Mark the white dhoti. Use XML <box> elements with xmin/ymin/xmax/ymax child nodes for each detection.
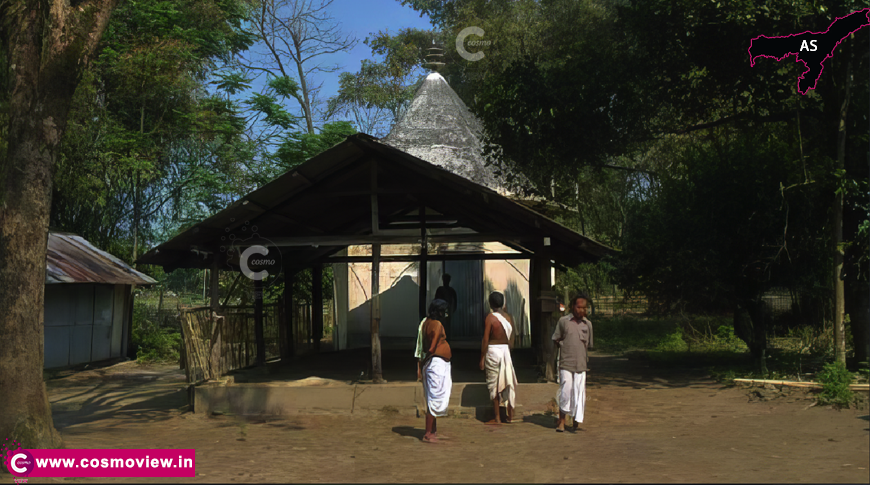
<box><xmin>485</xmin><ymin>344</ymin><xmax>517</xmax><ymax>409</ymax></box>
<box><xmin>422</xmin><ymin>357</ymin><xmax>452</xmax><ymax>417</ymax></box>
<box><xmin>557</xmin><ymin>369</ymin><xmax>586</xmax><ymax>424</ymax></box>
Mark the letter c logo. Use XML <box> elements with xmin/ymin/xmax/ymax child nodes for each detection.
<box><xmin>241</xmin><ymin>245</ymin><xmax>270</xmax><ymax>281</ymax></box>
<box><xmin>456</xmin><ymin>27</ymin><xmax>485</xmax><ymax>61</ymax></box>
<box><xmin>10</xmin><ymin>454</ymin><xmax>28</xmax><ymax>473</ymax></box>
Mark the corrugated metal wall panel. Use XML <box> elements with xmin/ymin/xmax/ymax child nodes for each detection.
<box><xmin>444</xmin><ymin>260</ymin><xmax>485</xmax><ymax>339</ymax></box>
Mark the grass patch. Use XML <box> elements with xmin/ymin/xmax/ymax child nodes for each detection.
<box><xmin>593</xmin><ymin>315</ymin><xmax>846</xmax><ymax>383</ymax></box>
<box><xmin>594</xmin><ymin>315</ymin><xmax>743</xmax><ymax>354</ymax></box>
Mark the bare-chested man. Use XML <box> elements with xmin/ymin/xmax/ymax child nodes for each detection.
<box><xmin>420</xmin><ymin>299</ymin><xmax>452</xmax><ymax>443</ymax></box>
<box><xmin>479</xmin><ymin>291</ymin><xmax>518</xmax><ymax>424</ymax></box>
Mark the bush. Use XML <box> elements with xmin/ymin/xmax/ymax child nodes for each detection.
<box><xmin>593</xmin><ymin>315</ymin><xmax>682</xmax><ymax>352</ymax></box>
<box><xmin>133</xmin><ymin>323</ymin><xmax>182</xmax><ymax>364</ymax></box>
<box><xmin>816</xmin><ymin>361</ymin><xmax>854</xmax><ymax>407</ymax></box>
<box><xmin>655</xmin><ymin>328</ymin><xmax>689</xmax><ymax>352</ymax></box>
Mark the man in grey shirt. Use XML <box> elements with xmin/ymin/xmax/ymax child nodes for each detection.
<box><xmin>552</xmin><ymin>293</ymin><xmax>594</xmax><ymax>432</ymax></box>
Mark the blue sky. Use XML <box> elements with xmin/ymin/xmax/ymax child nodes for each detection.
<box><xmin>324</xmin><ymin>0</ymin><xmax>432</xmax><ymax>86</ymax></box>
<box><xmin>301</xmin><ymin>0</ymin><xmax>432</xmax><ymax>118</ymax></box>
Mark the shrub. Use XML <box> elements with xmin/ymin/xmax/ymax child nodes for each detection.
<box><xmin>655</xmin><ymin>328</ymin><xmax>688</xmax><ymax>352</ymax></box>
<box><xmin>816</xmin><ymin>361</ymin><xmax>854</xmax><ymax>407</ymax></box>
<box><xmin>133</xmin><ymin>323</ymin><xmax>182</xmax><ymax>364</ymax></box>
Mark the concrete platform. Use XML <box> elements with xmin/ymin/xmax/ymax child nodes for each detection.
<box><xmin>193</xmin><ymin>378</ymin><xmax>558</xmax><ymax>419</ymax></box>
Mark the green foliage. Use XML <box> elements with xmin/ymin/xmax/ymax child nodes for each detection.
<box><xmin>328</xmin><ymin>28</ymin><xmax>429</xmax><ymax>136</ymax></box>
<box><xmin>274</xmin><ymin>121</ymin><xmax>357</xmax><ymax>169</ymax></box>
<box><xmin>50</xmin><ymin>0</ymin><xmax>263</xmax><ymax>261</ymax></box>
<box><xmin>131</xmin><ymin>309</ymin><xmax>182</xmax><ymax>364</ymax></box>
<box><xmin>248</xmin><ymin>92</ymin><xmax>298</xmax><ymax>130</ymax></box>
<box><xmin>816</xmin><ymin>361</ymin><xmax>855</xmax><ymax>407</ymax></box>
<box><xmin>655</xmin><ymin>328</ymin><xmax>689</xmax><ymax>352</ymax></box>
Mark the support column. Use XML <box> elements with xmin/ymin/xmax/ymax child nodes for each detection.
<box><xmin>532</xmin><ymin>239</ymin><xmax>554</xmax><ymax>378</ymax></box>
<box><xmin>371</xmin><ymin>243</ymin><xmax>384</xmax><ymax>382</ymax></box>
<box><xmin>209</xmin><ymin>258</ymin><xmax>221</xmax><ymax>379</ymax></box>
<box><xmin>254</xmin><ymin>277</ymin><xmax>265</xmax><ymax>365</ymax></box>
<box><xmin>370</xmin><ymin>159</ymin><xmax>384</xmax><ymax>382</ymax></box>
<box><xmin>282</xmin><ymin>267</ymin><xmax>295</xmax><ymax>361</ymax></box>
<box><xmin>312</xmin><ymin>264</ymin><xmax>323</xmax><ymax>353</ymax></box>
<box><xmin>419</xmin><ymin>206</ymin><xmax>428</xmax><ymax>320</ymax></box>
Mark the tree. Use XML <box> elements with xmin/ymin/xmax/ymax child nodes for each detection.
<box><xmin>50</xmin><ymin>0</ymin><xmax>259</xmax><ymax>262</ymax></box>
<box><xmin>614</xmin><ymin>129</ymin><xmax>833</xmax><ymax>371</ymax></box>
<box><xmin>405</xmin><ymin>0</ymin><xmax>869</xmax><ymax>367</ymax></box>
<box><xmin>615</xmin><ymin>0</ymin><xmax>869</xmax><ymax>364</ymax></box>
<box><xmin>327</xmin><ymin>28</ymin><xmax>430</xmax><ymax>136</ymax></box>
<box><xmin>245</xmin><ymin>0</ymin><xmax>357</xmax><ymax>134</ymax></box>
<box><xmin>275</xmin><ymin>121</ymin><xmax>356</xmax><ymax>168</ymax></box>
<box><xmin>0</xmin><ymin>0</ymin><xmax>120</xmax><ymax>449</ymax></box>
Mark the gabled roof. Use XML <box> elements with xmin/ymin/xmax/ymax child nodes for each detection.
<box><xmin>382</xmin><ymin>72</ymin><xmax>503</xmax><ymax>191</ymax></box>
<box><xmin>137</xmin><ymin>134</ymin><xmax>613</xmax><ymax>272</ymax></box>
<box><xmin>47</xmin><ymin>232</ymin><xmax>157</xmax><ymax>285</ymax></box>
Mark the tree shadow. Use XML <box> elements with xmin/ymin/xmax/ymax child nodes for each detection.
<box><xmin>391</xmin><ymin>426</ymin><xmax>425</xmax><ymax>440</ymax></box>
<box><xmin>52</xmin><ymin>385</ymin><xmax>188</xmax><ymax>429</ymax></box>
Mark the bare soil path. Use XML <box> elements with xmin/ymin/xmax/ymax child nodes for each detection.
<box><xmin>10</xmin><ymin>353</ymin><xmax>870</xmax><ymax>483</ymax></box>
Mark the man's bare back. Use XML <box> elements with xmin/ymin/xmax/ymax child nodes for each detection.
<box><xmin>485</xmin><ymin>311</ymin><xmax>514</xmax><ymax>346</ymax></box>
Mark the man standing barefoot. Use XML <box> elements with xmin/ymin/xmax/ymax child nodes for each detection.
<box><xmin>420</xmin><ymin>299</ymin><xmax>452</xmax><ymax>443</ymax></box>
<box><xmin>480</xmin><ymin>292</ymin><xmax>518</xmax><ymax>424</ymax></box>
<box><xmin>552</xmin><ymin>293</ymin><xmax>594</xmax><ymax>432</ymax></box>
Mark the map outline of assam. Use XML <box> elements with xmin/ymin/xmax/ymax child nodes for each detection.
<box><xmin>748</xmin><ymin>8</ymin><xmax>870</xmax><ymax>95</ymax></box>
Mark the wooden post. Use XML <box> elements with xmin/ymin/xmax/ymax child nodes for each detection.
<box><xmin>419</xmin><ymin>206</ymin><xmax>428</xmax><ymax>319</ymax></box>
<box><xmin>283</xmin><ymin>267</ymin><xmax>295</xmax><ymax>360</ymax></box>
<box><xmin>254</xmin><ymin>277</ymin><xmax>265</xmax><ymax>365</ymax></box>
<box><xmin>531</xmin><ymin>239</ymin><xmax>554</xmax><ymax>378</ymax></box>
<box><xmin>371</xmin><ymin>243</ymin><xmax>384</xmax><ymax>382</ymax></box>
<box><xmin>370</xmin><ymin>159</ymin><xmax>384</xmax><ymax>382</ymax></box>
<box><xmin>209</xmin><ymin>258</ymin><xmax>221</xmax><ymax>380</ymax></box>
<box><xmin>530</xmin><ymin>256</ymin><xmax>541</xmax><ymax>363</ymax></box>
<box><xmin>312</xmin><ymin>264</ymin><xmax>323</xmax><ymax>353</ymax></box>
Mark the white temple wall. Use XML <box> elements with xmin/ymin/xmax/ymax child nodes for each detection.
<box><xmin>334</xmin><ymin>244</ymin><xmax>532</xmax><ymax>349</ymax></box>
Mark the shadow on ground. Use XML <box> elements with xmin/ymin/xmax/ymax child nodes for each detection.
<box><xmin>391</xmin><ymin>426</ymin><xmax>424</xmax><ymax>440</ymax></box>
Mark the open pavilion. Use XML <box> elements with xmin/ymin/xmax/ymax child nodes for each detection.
<box><xmin>138</xmin><ymin>133</ymin><xmax>611</xmax><ymax>389</ymax></box>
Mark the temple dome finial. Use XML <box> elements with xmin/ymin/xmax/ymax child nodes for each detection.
<box><xmin>424</xmin><ymin>38</ymin><xmax>446</xmax><ymax>73</ymax></box>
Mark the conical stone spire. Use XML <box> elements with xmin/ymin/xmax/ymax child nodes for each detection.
<box><xmin>382</xmin><ymin>72</ymin><xmax>505</xmax><ymax>192</ymax></box>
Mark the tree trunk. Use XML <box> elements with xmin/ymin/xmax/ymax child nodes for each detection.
<box><xmin>846</xmin><ymin>281</ymin><xmax>869</xmax><ymax>367</ymax></box>
<box><xmin>832</xmin><ymin>58</ymin><xmax>852</xmax><ymax>365</ymax></box>
<box><xmin>733</xmin><ymin>299</ymin><xmax>768</xmax><ymax>374</ymax></box>
<box><xmin>0</xmin><ymin>0</ymin><xmax>119</xmax><ymax>449</ymax></box>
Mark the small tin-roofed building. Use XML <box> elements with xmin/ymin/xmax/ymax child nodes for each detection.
<box><xmin>44</xmin><ymin>232</ymin><xmax>157</xmax><ymax>369</ymax></box>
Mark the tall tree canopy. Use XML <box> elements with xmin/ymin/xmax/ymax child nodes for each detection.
<box><xmin>402</xmin><ymin>0</ymin><xmax>869</xmax><ymax>367</ymax></box>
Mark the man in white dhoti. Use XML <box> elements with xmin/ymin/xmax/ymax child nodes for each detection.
<box><xmin>479</xmin><ymin>292</ymin><xmax>518</xmax><ymax>424</ymax></box>
<box><xmin>418</xmin><ymin>299</ymin><xmax>452</xmax><ymax>443</ymax></box>
<box><xmin>552</xmin><ymin>293</ymin><xmax>594</xmax><ymax>432</ymax></box>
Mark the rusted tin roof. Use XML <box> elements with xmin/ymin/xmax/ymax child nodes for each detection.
<box><xmin>46</xmin><ymin>232</ymin><xmax>157</xmax><ymax>285</ymax></box>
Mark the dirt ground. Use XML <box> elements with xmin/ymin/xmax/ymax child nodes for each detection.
<box><xmin>9</xmin><ymin>352</ymin><xmax>870</xmax><ymax>483</ymax></box>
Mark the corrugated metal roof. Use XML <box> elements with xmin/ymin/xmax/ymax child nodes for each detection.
<box><xmin>46</xmin><ymin>233</ymin><xmax>157</xmax><ymax>285</ymax></box>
